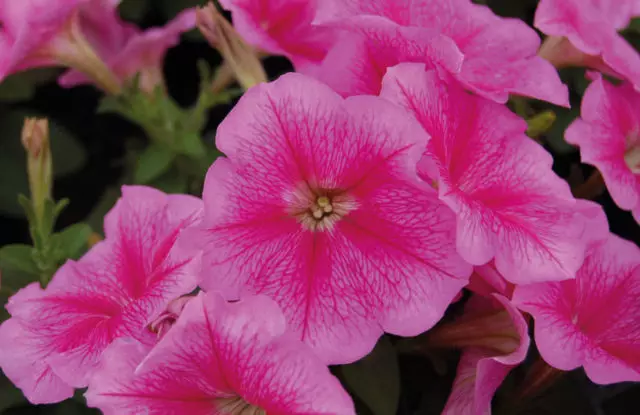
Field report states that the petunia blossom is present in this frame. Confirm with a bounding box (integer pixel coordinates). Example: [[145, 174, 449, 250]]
[[566, 74, 640, 223], [86, 291, 356, 415], [218, 0, 335, 73], [181, 72, 472, 364], [2, 186, 202, 392], [0, 0, 122, 93], [435, 295, 530, 415], [0, 284, 74, 404], [380, 63, 590, 284], [513, 233, 640, 384], [314, 0, 568, 105], [59, 8, 196, 93], [536, 0, 640, 90]]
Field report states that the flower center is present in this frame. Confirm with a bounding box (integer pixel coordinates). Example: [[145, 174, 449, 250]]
[[286, 185, 358, 232], [216, 397, 266, 415]]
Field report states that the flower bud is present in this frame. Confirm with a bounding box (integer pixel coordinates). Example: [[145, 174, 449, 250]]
[[196, 3, 267, 91], [22, 118, 52, 222]]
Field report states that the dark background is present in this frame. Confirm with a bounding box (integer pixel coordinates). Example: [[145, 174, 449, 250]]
[[0, 0, 638, 413]]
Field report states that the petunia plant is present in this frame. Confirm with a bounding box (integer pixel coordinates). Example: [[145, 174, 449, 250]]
[[0, 1, 639, 414]]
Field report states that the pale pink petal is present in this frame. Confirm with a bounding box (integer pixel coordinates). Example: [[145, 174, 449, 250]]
[[381, 63, 586, 284], [466, 263, 514, 299], [0, 284, 74, 405], [566, 76, 640, 220], [86, 292, 356, 415], [219, 0, 334, 70], [315, 0, 568, 105], [7, 186, 202, 388], [535, 0, 640, 89], [513, 234, 640, 384], [60, 8, 196, 88], [182, 73, 471, 364]]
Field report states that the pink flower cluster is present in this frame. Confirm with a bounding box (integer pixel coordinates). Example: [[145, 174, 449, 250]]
[[1, 0, 640, 414]]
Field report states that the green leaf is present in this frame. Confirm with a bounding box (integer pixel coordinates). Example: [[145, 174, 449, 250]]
[[340, 336, 401, 415], [544, 106, 579, 155], [86, 188, 121, 235], [54, 223, 92, 260], [151, 169, 190, 194], [178, 132, 207, 158], [0, 68, 60, 103], [134, 145, 176, 184], [0, 245, 38, 275]]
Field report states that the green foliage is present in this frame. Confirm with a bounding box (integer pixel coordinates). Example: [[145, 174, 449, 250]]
[[0, 69, 60, 103], [341, 336, 401, 415]]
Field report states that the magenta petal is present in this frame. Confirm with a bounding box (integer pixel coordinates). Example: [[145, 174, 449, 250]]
[[381, 63, 587, 284], [184, 73, 471, 364], [86, 292, 356, 415], [513, 234, 640, 384], [7, 186, 202, 388]]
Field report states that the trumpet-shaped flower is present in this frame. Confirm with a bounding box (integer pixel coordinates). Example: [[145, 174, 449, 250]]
[[59, 8, 196, 93], [218, 0, 335, 72], [536, 0, 640, 89], [380, 63, 589, 284], [1, 186, 202, 392], [566, 75, 640, 223], [182, 73, 472, 364], [0, 0, 124, 93], [437, 295, 530, 415], [314, 0, 568, 105], [86, 292, 356, 415], [513, 234, 640, 384]]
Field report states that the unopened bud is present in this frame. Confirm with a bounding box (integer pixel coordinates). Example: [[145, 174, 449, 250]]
[[22, 118, 52, 222], [196, 3, 267, 91]]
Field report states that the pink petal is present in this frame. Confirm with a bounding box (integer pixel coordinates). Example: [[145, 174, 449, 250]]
[[441, 294, 529, 415], [513, 234, 640, 384], [7, 186, 202, 388], [381, 63, 586, 284], [60, 8, 196, 88], [182, 73, 471, 364], [86, 292, 356, 415], [314, 0, 568, 105], [0, 285, 74, 405], [565, 75, 640, 221], [219, 0, 334, 70]]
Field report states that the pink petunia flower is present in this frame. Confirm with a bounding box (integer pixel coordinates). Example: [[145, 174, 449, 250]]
[[566, 74, 640, 223], [0, 284, 74, 404], [1, 186, 202, 393], [437, 294, 530, 415], [314, 0, 568, 106], [218, 0, 335, 72], [0, 0, 123, 93], [513, 233, 640, 384], [380, 63, 590, 284], [59, 8, 196, 93], [181, 72, 472, 364], [86, 291, 356, 415], [536, 0, 640, 90]]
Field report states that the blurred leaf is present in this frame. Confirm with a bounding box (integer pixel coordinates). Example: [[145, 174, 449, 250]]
[[118, 0, 150, 21], [544, 106, 579, 155], [0, 68, 60, 103], [179, 132, 207, 158], [159, 0, 207, 20], [0, 111, 87, 217], [0, 245, 38, 275], [134, 145, 176, 183], [627, 17, 640, 33], [151, 169, 190, 194], [526, 111, 556, 139], [86, 188, 121, 235], [341, 336, 400, 415], [0, 374, 26, 413], [54, 223, 92, 260]]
